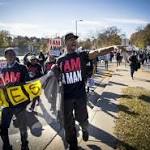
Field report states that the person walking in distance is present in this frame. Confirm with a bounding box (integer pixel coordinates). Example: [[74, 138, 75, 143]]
[[54, 33, 120, 150], [0, 48, 30, 150], [129, 51, 140, 80], [116, 50, 121, 66], [104, 53, 110, 70]]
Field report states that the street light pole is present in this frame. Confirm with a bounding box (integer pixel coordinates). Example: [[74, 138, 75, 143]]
[[75, 20, 83, 36], [75, 20, 77, 36]]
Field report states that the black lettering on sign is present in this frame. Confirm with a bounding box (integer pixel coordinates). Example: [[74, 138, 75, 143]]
[[29, 83, 40, 96], [8, 87, 27, 104]]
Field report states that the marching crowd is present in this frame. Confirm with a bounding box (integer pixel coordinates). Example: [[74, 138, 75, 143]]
[[0, 32, 149, 150]]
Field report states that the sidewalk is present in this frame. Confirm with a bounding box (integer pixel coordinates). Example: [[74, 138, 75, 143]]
[[0, 64, 150, 150], [44, 62, 117, 150], [45, 65, 150, 150]]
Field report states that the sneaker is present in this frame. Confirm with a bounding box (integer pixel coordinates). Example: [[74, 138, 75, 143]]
[[82, 129, 89, 141]]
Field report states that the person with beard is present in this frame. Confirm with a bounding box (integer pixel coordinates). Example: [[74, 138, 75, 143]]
[[23, 53, 43, 111], [0, 48, 30, 150], [53, 33, 122, 150]]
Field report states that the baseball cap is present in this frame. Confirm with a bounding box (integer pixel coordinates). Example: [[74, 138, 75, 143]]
[[65, 33, 78, 41], [4, 47, 16, 56]]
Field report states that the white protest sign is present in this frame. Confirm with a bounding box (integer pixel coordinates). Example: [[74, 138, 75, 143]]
[[48, 38, 62, 48]]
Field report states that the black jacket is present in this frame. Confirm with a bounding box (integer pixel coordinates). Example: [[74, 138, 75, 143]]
[[0, 61, 30, 107]]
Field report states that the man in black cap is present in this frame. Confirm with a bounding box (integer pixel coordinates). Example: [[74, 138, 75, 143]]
[[0, 48, 30, 150], [56, 33, 120, 150]]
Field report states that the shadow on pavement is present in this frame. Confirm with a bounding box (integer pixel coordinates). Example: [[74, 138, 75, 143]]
[[39, 102, 61, 131], [135, 77, 150, 83], [88, 91, 138, 119], [121, 94, 133, 99], [118, 104, 139, 116], [88, 123, 135, 150], [116, 69, 128, 72], [108, 81, 128, 87], [139, 95, 150, 103], [99, 91, 121, 100], [87, 144, 102, 150], [38, 102, 66, 149], [94, 82, 107, 88], [99, 92, 139, 116], [78, 146, 86, 150], [87, 91, 100, 108], [113, 73, 123, 76], [13, 110, 43, 137], [94, 74, 103, 78]]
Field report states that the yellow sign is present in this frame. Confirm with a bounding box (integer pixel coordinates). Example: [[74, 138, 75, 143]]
[[24, 80, 42, 100], [0, 89, 9, 107], [0, 80, 42, 107], [7, 86, 28, 105]]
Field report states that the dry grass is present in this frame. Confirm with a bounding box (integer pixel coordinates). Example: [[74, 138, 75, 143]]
[[115, 87, 150, 150]]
